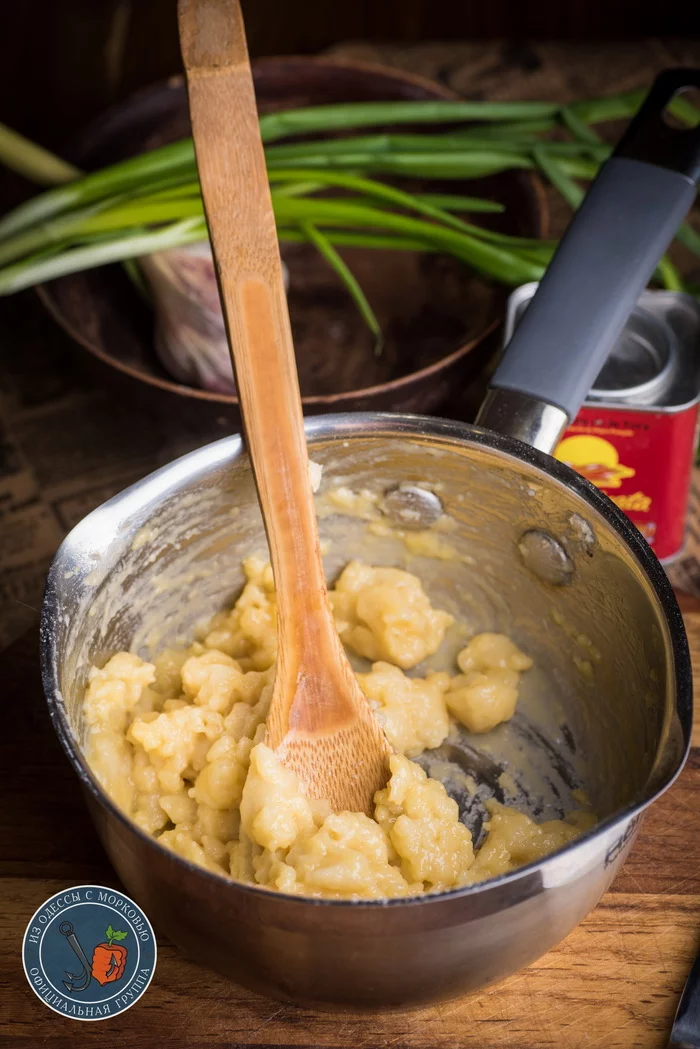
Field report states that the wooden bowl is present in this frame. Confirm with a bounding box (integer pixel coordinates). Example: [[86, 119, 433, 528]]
[[38, 56, 549, 415]]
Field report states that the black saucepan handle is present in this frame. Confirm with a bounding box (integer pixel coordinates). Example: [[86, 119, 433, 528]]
[[476, 69, 700, 453], [669, 948, 700, 1049]]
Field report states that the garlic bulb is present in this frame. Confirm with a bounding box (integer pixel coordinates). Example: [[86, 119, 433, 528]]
[[140, 241, 289, 395]]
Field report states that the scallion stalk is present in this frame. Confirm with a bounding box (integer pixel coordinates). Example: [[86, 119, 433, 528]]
[[0, 217, 206, 294], [677, 222, 700, 259], [560, 107, 603, 148], [258, 99, 563, 143], [408, 194, 504, 213], [533, 146, 586, 208], [0, 82, 695, 344], [655, 255, 686, 292], [0, 140, 195, 239], [299, 220, 383, 352], [0, 121, 81, 186]]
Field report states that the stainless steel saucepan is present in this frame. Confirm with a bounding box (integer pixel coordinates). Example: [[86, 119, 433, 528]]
[[42, 70, 700, 1007]]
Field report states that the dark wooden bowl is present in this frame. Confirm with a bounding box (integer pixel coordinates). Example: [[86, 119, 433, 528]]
[[37, 56, 549, 415]]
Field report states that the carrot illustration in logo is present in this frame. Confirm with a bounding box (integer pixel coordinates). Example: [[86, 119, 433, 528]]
[[91, 925, 128, 986]]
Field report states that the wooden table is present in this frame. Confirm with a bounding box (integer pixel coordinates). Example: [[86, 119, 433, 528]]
[[3, 37, 700, 1049], [2, 608, 700, 1049]]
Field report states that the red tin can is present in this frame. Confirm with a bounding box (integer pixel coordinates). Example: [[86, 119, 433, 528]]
[[504, 288, 700, 563]]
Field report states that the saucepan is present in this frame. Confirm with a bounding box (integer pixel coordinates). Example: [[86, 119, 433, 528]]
[[41, 70, 699, 1007]]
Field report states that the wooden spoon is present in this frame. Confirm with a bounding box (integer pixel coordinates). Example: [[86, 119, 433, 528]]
[[178, 0, 390, 813]]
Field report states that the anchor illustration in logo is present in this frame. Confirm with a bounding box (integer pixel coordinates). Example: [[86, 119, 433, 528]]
[[59, 921, 129, 991]]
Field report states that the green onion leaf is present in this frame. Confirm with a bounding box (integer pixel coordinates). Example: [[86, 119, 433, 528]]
[[568, 90, 646, 125], [655, 255, 685, 292], [534, 146, 585, 208], [0, 140, 195, 239], [410, 194, 504, 213], [300, 220, 383, 353], [0, 217, 206, 295], [258, 100, 562, 143], [0, 122, 81, 186], [560, 106, 603, 147], [677, 222, 700, 259]]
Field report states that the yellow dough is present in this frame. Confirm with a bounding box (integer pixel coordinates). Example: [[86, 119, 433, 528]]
[[446, 633, 534, 734], [83, 558, 594, 900], [329, 562, 454, 668]]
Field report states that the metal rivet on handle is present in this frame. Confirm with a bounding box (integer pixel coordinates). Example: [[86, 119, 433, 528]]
[[518, 529, 575, 586], [381, 484, 444, 529]]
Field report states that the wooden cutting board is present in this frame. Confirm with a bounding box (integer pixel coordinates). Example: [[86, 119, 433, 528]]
[[2, 607, 700, 1049]]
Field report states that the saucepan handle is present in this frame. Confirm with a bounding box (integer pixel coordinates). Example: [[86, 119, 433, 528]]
[[476, 68, 700, 454]]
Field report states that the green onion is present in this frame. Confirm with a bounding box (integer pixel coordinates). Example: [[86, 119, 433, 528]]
[[0, 217, 206, 295], [277, 228, 430, 252], [409, 194, 504, 213], [272, 197, 544, 284], [450, 118, 557, 139], [258, 100, 562, 143], [266, 149, 535, 178], [655, 255, 686, 292], [570, 86, 700, 129], [534, 146, 586, 209], [122, 257, 151, 301], [0, 83, 695, 348], [0, 121, 81, 186], [554, 156, 603, 179], [560, 106, 603, 148], [267, 168, 502, 239], [677, 222, 700, 259], [568, 90, 646, 124], [300, 220, 383, 353], [266, 179, 326, 199], [0, 140, 195, 239], [264, 133, 609, 161], [666, 91, 700, 128]]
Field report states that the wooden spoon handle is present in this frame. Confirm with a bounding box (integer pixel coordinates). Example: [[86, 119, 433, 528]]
[[178, 0, 329, 651]]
